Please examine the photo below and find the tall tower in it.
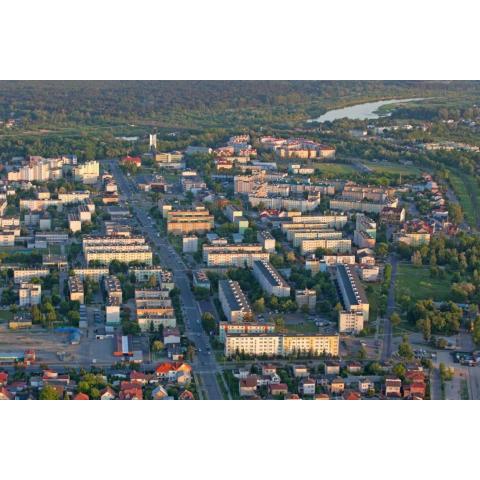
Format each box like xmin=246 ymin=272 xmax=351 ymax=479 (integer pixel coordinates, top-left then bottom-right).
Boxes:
xmin=149 ymin=134 xmax=157 ymax=151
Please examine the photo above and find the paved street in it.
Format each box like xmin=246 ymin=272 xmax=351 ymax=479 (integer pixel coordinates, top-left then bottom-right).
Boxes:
xmin=108 ymin=160 xmax=223 ymax=399
xmin=380 ymin=254 xmax=397 ymax=361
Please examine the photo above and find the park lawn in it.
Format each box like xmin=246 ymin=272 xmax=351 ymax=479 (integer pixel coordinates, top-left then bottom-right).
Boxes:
xmin=362 ymin=160 xmax=421 ymax=176
xmin=284 ymin=321 xmax=319 ymax=334
xmin=364 ymin=282 xmax=384 ymax=323
xmin=395 ymin=263 xmax=452 ymax=302
xmin=447 ymin=169 xmax=479 ymax=228
xmin=311 ymin=162 xmax=357 ymax=175
xmin=0 ymin=310 xmax=13 ymax=323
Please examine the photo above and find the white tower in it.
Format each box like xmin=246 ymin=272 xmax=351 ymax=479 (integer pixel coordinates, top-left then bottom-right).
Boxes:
xmin=149 ymin=134 xmax=157 ymax=151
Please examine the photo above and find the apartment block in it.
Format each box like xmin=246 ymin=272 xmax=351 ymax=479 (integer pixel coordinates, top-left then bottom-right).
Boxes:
xmin=130 ymin=267 xmax=174 ymax=290
xmin=72 ymin=267 xmax=109 ymax=280
xmin=73 ymin=160 xmax=99 ymax=184
xmin=19 ymin=282 xmax=42 ymax=307
xmin=135 ymin=288 xmax=176 ymax=332
xmin=330 ymin=197 xmax=399 ymax=214
xmin=106 ymin=297 xmax=121 ymax=325
xmin=257 ymin=231 xmax=276 ymax=253
xmin=335 ymin=264 xmax=369 ymax=321
xmin=104 ymin=275 xmax=123 ymax=303
xmin=68 ymin=213 xmax=82 ymax=233
xmin=166 ymin=207 xmax=214 ymax=235
xmin=253 ymin=260 xmax=290 ymax=297
xmin=218 ymin=322 xmax=275 ymax=342
xmin=206 ymin=250 xmax=270 ymax=268
xmin=338 ymin=311 xmax=365 ymax=334
xmin=291 ymin=230 xmax=343 ymax=248
xmin=295 ymin=289 xmax=316 ymax=312
xmin=353 ymin=214 xmax=377 ymax=249
xmin=68 ymin=276 xmax=85 ymax=304
xmin=300 ymin=238 xmax=351 ymax=255
xmin=83 ymin=235 xmax=152 ymax=265
xmin=13 ymin=268 xmax=49 ymax=284
xmin=218 ymin=279 xmax=253 ymax=323
xmin=225 ymin=333 xmax=339 ymax=358
xmin=182 ymin=236 xmax=198 ymax=253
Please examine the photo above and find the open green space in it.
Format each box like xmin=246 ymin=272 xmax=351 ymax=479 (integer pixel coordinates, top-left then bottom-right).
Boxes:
xmin=362 ymin=160 xmax=421 ymax=176
xmin=284 ymin=321 xmax=319 ymax=334
xmin=310 ymin=162 xmax=358 ymax=175
xmin=447 ymin=169 xmax=479 ymax=228
xmin=395 ymin=263 xmax=452 ymax=302
xmin=0 ymin=310 xmax=13 ymax=323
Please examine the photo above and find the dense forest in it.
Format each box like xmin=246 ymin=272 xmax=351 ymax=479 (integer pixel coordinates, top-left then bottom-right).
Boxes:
xmin=1 ymin=80 xmax=479 ymax=130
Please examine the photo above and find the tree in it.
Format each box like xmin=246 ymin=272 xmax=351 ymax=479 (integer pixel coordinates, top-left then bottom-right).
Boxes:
xmin=39 ymin=385 xmax=59 ymax=400
xmin=152 ymin=340 xmax=164 ymax=352
xmin=201 ymin=312 xmax=216 ymax=333
xmin=253 ymin=298 xmax=265 ymax=313
xmin=398 ymin=336 xmax=414 ymax=360
xmin=376 ymin=243 xmax=389 ymax=257
xmin=448 ymin=203 xmax=463 ymax=225
xmin=147 ymin=275 xmax=157 ymax=288
xmin=390 ymin=312 xmax=401 ymax=328
xmin=392 ymin=363 xmax=406 ymax=379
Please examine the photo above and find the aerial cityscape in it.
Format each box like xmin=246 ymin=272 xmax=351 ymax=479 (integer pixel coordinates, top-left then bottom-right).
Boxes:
xmin=1 ymin=80 xmax=480 ymax=400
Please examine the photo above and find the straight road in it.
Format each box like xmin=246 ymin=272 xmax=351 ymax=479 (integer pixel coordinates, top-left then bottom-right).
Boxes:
xmin=381 ymin=254 xmax=398 ymax=361
xmin=108 ymin=160 xmax=223 ymax=399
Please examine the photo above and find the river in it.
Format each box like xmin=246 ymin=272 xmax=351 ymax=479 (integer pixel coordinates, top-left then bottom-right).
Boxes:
xmin=308 ymin=97 xmax=425 ymax=123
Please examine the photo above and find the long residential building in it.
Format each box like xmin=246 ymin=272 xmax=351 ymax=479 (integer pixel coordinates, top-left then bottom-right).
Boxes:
xmin=13 ymin=268 xmax=49 ymax=284
xmin=300 ymin=238 xmax=351 ymax=255
xmin=83 ymin=235 xmax=152 ymax=265
xmin=166 ymin=207 xmax=214 ymax=235
xmin=330 ymin=197 xmax=398 ymax=214
xmin=224 ymin=333 xmax=339 ymax=358
xmin=335 ymin=264 xmax=369 ymax=321
xmin=290 ymin=214 xmax=348 ymax=228
xmin=72 ymin=267 xmax=109 ymax=280
xmin=7 ymin=156 xmax=73 ymax=182
xmin=73 ymin=160 xmax=99 ymax=184
xmin=291 ymin=230 xmax=343 ymax=247
xmin=134 ymin=289 xmax=176 ymax=332
xmin=218 ymin=322 xmax=275 ymax=342
xmin=206 ymin=250 xmax=269 ymax=268
xmin=202 ymin=243 xmax=264 ymax=262
xmin=248 ymin=193 xmax=320 ymax=212
xmin=218 ymin=279 xmax=253 ymax=323
xmin=130 ymin=266 xmax=174 ymax=290
xmin=252 ymin=260 xmax=290 ymax=297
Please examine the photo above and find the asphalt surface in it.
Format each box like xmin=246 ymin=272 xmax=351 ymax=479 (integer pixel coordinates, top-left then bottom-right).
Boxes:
xmin=380 ymin=254 xmax=398 ymax=361
xmin=108 ymin=160 xmax=223 ymax=399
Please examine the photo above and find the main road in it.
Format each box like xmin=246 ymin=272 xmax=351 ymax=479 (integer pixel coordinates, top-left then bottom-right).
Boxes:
xmin=380 ymin=254 xmax=398 ymax=361
xmin=108 ymin=160 xmax=223 ymax=399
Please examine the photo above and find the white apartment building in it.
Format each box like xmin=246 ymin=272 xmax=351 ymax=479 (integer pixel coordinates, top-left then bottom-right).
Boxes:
xmin=19 ymin=282 xmax=42 ymax=307
xmin=300 ymin=238 xmax=351 ymax=255
xmin=338 ymin=311 xmax=365 ymax=334
xmin=252 ymin=260 xmax=290 ymax=297
xmin=224 ymin=333 xmax=339 ymax=358
xmin=73 ymin=160 xmax=99 ymax=184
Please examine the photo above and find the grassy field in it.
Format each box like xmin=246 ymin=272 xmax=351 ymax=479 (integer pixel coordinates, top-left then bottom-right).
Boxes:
xmin=447 ymin=169 xmax=479 ymax=228
xmin=362 ymin=160 xmax=421 ymax=176
xmin=0 ymin=310 xmax=13 ymax=323
xmin=395 ymin=263 xmax=452 ymax=302
xmin=311 ymin=162 xmax=358 ymax=175
xmin=284 ymin=321 xmax=319 ymax=334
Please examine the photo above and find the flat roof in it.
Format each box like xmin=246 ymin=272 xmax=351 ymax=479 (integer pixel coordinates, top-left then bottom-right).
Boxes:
xmin=253 ymin=260 xmax=288 ymax=288
xmin=336 ymin=264 xmax=367 ymax=305
xmin=219 ymin=279 xmax=252 ymax=314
